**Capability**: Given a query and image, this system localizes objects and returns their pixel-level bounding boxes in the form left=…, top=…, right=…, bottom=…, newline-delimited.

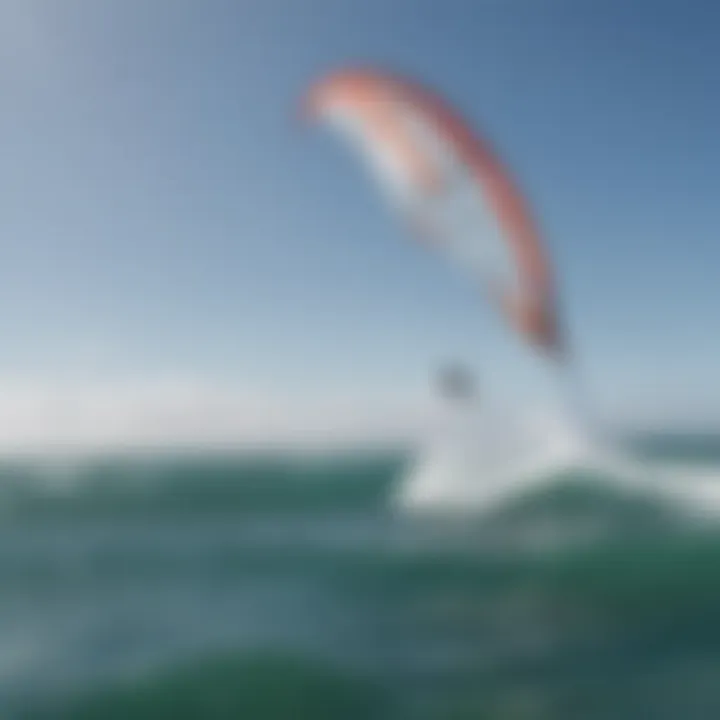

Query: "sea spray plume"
left=393, top=391, right=595, bottom=513
left=396, top=389, right=720, bottom=525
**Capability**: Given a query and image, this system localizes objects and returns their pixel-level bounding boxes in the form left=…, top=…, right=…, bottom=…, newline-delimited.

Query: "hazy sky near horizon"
left=0, top=0, right=718, bottom=446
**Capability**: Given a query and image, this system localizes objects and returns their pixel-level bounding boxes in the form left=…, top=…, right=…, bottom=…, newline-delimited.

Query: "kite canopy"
left=302, top=68, right=564, bottom=359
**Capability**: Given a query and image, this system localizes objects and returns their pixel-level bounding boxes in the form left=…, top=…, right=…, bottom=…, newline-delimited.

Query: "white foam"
left=394, top=402, right=580, bottom=511
left=394, top=400, right=720, bottom=519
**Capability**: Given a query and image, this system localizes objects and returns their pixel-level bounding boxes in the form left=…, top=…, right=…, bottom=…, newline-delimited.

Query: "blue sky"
left=0, top=0, right=718, bottom=446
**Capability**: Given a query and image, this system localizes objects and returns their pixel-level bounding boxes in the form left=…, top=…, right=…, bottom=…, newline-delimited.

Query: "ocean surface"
left=2, top=433, right=720, bottom=719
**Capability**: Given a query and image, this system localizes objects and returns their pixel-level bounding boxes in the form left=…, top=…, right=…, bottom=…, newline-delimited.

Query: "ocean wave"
left=19, top=651, right=393, bottom=720
left=0, top=452, right=406, bottom=520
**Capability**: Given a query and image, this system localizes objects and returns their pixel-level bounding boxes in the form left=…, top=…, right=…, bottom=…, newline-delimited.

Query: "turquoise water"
left=2, top=438, right=720, bottom=718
